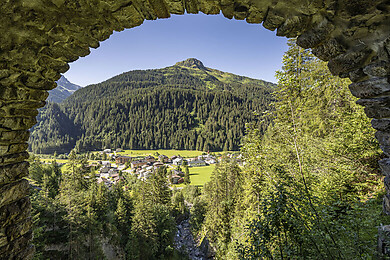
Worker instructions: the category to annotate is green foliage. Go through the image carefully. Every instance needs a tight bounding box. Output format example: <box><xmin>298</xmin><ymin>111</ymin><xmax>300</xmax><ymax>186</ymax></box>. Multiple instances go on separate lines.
<box><xmin>151</xmin><ymin>166</ymin><xmax>172</xmax><ymax>205</ymax></box>
<box><xmin>190</xmin><ymin>196</ymin><xmax>207</xmax><ymax>234</ymax></box>
<box><xmin>127</xmin><ymin>177</ymin><xmax>176</xmax><ymax>260</ymax></box>
<box><xmin>171</xmin><ymin>189</ymin><xmax>188</xmax><ymax>221</ymax></box>
<box><xmin>234</xmin><ymin>39</ymin><xmax>384</xmax><ymax>259</ymax></box>
<box><xmin>184</xmin><ymin>164</ymin><xmax>191</xmax><ymax>185</ymax></box>
<box><xmin>182</xmin><ymin>185</ymin><xmax>201</xmax><ymax>204</ymax></box>
<box><xmin>192</xmin><ymin>40</ymin><xmax>385</xmax><ymax>259</ymax></box>
<box><xmin>203</xmin><ymin>158</ymin><xmax>243</xmax><ymax>257</ymax></box>
<box><xmin>29</xmin><ymin>63</ymin><xmax>274</xmax><ymax>154</ymax></box>
<box><xmin>30</xmin><ymin>150</ymin><xmax>177</xmax><ymax>259</ymax></box>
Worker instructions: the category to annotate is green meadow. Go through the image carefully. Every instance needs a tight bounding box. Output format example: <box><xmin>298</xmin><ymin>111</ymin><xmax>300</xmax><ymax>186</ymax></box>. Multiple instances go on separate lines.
<box><xmin>174</xmin><ymin>164</ymin><xmax>216</xmax><ymax>188</ymax></box>
<box><xmin>118</xmin><ymin>149</ymin><xmax>205</xmax><ymax>158</ymax></box>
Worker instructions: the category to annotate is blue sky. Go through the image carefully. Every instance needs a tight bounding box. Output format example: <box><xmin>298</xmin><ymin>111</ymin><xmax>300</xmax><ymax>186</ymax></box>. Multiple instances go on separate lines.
<box><xmin>64</xmin><ymin>13</ymin><xmax>288</xmax><ymax>87</ymax></box>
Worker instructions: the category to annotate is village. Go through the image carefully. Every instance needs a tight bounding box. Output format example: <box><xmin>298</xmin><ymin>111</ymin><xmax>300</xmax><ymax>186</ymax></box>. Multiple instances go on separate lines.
<box><xmin>94</xmin><ymin>149</ymin><xmax>223</xmax><ymax>189</ymax></box>
<box><xmin>36</xmin><ymin>149</ymin><xmax>243</xmax><ymax>189</ymax></box>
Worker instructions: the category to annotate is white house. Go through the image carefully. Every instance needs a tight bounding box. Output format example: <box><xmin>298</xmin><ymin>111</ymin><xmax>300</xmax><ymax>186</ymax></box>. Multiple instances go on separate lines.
<box><xmin>188</xmin><ymin>159</ymin><xmax>206</xmax><ymax>167</ymax></box>
<box><xmin>173</xmin><ymin>157</ymin><xmax>184</xmax><ymax>166</ymax></box>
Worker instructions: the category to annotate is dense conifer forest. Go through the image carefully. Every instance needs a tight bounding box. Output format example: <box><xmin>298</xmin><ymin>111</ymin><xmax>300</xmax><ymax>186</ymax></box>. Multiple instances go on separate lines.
<box><xmin>29</xmin><ymin>59</ymin><xmax>274</xmax><ymax>154</ymax></box>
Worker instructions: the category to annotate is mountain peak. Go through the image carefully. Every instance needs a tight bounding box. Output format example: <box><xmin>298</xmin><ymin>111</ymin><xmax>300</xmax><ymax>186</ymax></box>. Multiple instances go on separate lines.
<box><xmin>175</xmin><ymin>58</ymin><xmax>206</xmax><ymax>69</ymax></box>
<box><xmin>47</xmin><ymin>75</ymin><xmax>82</xmax><ymax>103</ymax></box>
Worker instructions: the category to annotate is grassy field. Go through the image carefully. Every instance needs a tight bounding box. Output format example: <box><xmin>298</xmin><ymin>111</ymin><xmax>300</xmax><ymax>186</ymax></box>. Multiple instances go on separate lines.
<box><xmin>174</xmin><ymin>164</ymin><xmax>216</xmax><ymax>188</ymax></box>
<box><xmin>40</xmin><ymin>159</ymin><xmax>70</xmax><ymax>164</ymax></box>
<box><xmin>118</xmin><ymin>149</ymin><xmax>205</xmax><ymax>158</ymax></box>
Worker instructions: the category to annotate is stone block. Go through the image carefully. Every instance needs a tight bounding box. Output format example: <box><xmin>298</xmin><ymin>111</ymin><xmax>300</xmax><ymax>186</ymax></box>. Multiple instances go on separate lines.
<box><xmin>277</xmin><ymin>16</ymin><xmax>305</xmax><ymax>37</ymax></box>
<box><xmin>183</xmin><ymin>0</ymin><xmax>199</xmax><ymax>14</ymax></box>
<box><xmin>384</xmin><ymin>194</ymin><xmax>390</xmax><ymax>215</ymax></box>
<box><xmin>0</xmin><ymin>180</ymin><xmax>29</xmax><ymax>207</ymax></box>
<box><xmin>380</xmin><ymin>145</ymin><xmax>390</xmax><ymax>157</ymax></box>
<box><xmin>8</xmin><ymin>143</ymin><xmax>29</xmax><ymax>155</ymax></box>
<box><xmin>112</xmin><ymin>5</ymin><xmax>145</xmax><ymax>29</ymax></box>
<box><xmin>221</xmin><ymin>4</ymin><xmax>234</xmax><ymax>19</ymax></box>
<box><xmin>0</xmin><ymin>131</ymin><xmax>29</xmax><ymax>144</ymax></box>
<box><xmin>297</xmin><ymin>19</ymin><xmax>334</xmax><ymax>49</ymax></box>
<box><xmin>0</xmin><ymin>231</ymin><xmax>32</xmax><ymax>258</ymax></box>
<box><xmin>311</xmin><ymin>38</ymin><xmax>346</xmax><ymax>61</ymax></box>
<box><xmin>385</xmin><ymin>175</ymin><xmax>390</xmax><ymax>194</ymax></box>
<box><xmin>356</xmin><ymin>97</ymin><xmax>390</xmax><ymax>119</ymax></box>
<box><xmin>376</xmin><ymin>131</ymin><xmax>390</xmax><ymax>147</ymax></box>
<box><xmin>349</xmin><ymin>78</ymin><xmax>390</xmax><ymax>98</ymax></box>
<box><xmin>38</xmin><ymin>55</ymin><xmax>69</xmax><ymax>74</ymax></box>
<box><xmin>5</xmin><ymin>218</ymin><xmax>32</xmax><ymax>241</ymax></box>
<box><xmin>13</xmin><ymin>244</ymin><xmax>35</xmax><ymax>260</ymax></box>
<box><xmin>164</xmin><ymin>0</ymin><xmax>185</xmax><ymax>15</ymax></box>
<box><xmin>378</xmin><ymin>225</ymin><xmax>390</xmax><ymax>257</ymax></box>
<box><xmin>363</xmin><ymin>61</ymin><xmax>390</xmax><ymax>77</ymax></box>
<box><xmin>148</xmin><ymin>0</ymin><xmax>170</xmax><ymax>18</ymax></box>
<box><xmin>0</xmin><ymin>229</ymin><xmax>7</xmax><ymax>247</ymax></box>
<box><xmin>0</xmin><ymin>70</ymin><xmax>10</xmax><ymax>80</ymax></box>
<box><xmin>380</xmin><ymin>158</ymin><xmax>390</xmax><ymax>176</ymax></box>
<box><xmin>263</xmin><ymin>9</ymin><xmax>285</xmax><ymax>31</ymax></box>
<box><xmin>0</xmin><ymin>107</ymin><xmax>39</xmax><ymax>118</ymax></box>
<box><xmin>0</xmin><ymin>197</ymin><xmax>31</xmax><ymax>228</ymax></box>
<box><xmin>0</xmin><ymin>152</ymin><xmax>29</xmax><ymax>165</ymax></box>
<box><xmin>348</xmin><ymin>68</ymin><xmax>368</xmax><ymax>83</ymax></box>
<box><xmin>0</xmin><ymin>143</ymin><xmax>29</xmax><ymax>157</ymax></box>
<box><xmin>233</xmin><ymin>4</ymin><xmax>249</xmax><ymax>20</ymax></box>
<box><xmin>0</xmin><ymin>162</ymin><xmax>29</xmax><ymax>186</ymax></box>
<box><xmin>25</xmin><ymin>78</ymin><xmax>57</xmax><ymax>92</ymax></box>
<box><xmin>372</xmin><ymin>119</ymin><xmax>390</xmax><ymax>132</ymax></box>
<box><xmin>0</xmin><ymin>145</ymin><xmax>8</xmax><ymax>156</ymax></box>
<box><xmin>198</xmin><ymin>0</ymin><xmax>220</xmax><ymax>14</ymax></box>
<box><xmin>0</xmin><ymin>117</ymin><xmax>37</xmax><ymax>131</ymax></box>
<box><xmin>246</xmin><ymin>6</ymin><xmax>266</xmax><ymax>24</ymax></box>
<box><xmin>328</xmin><ymin>47</ymin><xmax>373</xmax><ymax>76</ymax></box>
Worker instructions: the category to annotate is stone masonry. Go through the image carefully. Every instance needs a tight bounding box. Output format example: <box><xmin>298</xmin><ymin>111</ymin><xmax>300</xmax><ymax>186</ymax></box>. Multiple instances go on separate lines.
<box><xmin>1</xmin><ymin>0</ymin><xmax>390</xmax><ymax>258</ymax></box>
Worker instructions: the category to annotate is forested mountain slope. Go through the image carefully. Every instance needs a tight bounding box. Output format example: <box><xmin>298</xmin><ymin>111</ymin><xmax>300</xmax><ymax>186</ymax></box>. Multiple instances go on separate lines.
<box><xmin>29</xmin><ymin>58</ymin><xmax>275</xmax><ymax>154</ymax></box>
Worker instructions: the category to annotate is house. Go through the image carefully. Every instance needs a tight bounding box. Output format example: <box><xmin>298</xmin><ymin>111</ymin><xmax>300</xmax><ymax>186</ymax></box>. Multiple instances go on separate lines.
<box><xmin>145</xmin><ymin>166</ymin><xmax>154</xmax><ymax>171</ymax></box>
<box><xmin>188</xmin><ymin>159</ymin><xmax>206</xmax><ymax>167</ymax></box>
<box><xmin>172</xmin><ymin>157</ymin><xmax>184</xmax><ymax>166</ymax></box>
<box><xmin>131</xmin><ymin>160</ymin><xmax>148</xmax><ymax>169</ymax></box>
<box><xmin>205</xmin><ymin>158</ymin><xmax>217</xmax><ymax>164</ymax></box>
<box><xmin>198</xmin><ymin>154</ymin><xmax>216</xmax><ymax>161</ymax></box>
<box><xmin>113</xmin><ymin>176</ymin><xmax>123</xmax><ymax>183</ymax></box>
<box><xmin>108</xmin><ymin>168</ymin><xmax>119</xmax><ymax>176</ymax></box>
<box><xmin>101</xmin><ymin>161</ymin><xmax>111</xmax><ymax>167</ymax></box>
<box><xmin>87</xmin><ymin>162</ymin><xmax>99</xmax><ymax>168</ymax></box>
<box><xmin>116</xmin><ymin>156</ymin><xmax>132</xmax><ymax>164</ymax></box>
<box><xmin>97</xmin><ymin>177</ymin><xmax>112</xmax><ymax>188</ymax></box>
<box><xmin>171</xmin><ymin>169</ymin><xmax>184</xmax><ymax>176</ymax></box>
<box><xmin>158</xmin><ymin>154</ymin><xmax>169</xmax><ymax>163</ymax></box>
<box><xmin>138</xmin><ymin>169</ymin><xmax>152</xmax><ymax>179</ymax></box>
<box><xmin>171</xmin><ymin>174</ymin><xmax>184</xmax><ymax>184</ymax></box>
<box><xmin>145</xmin><ymin>155</ymin><xmax>156</xmax><ymax>163</ymax></box>
<box><xmin>153</xmin><ymin>162</ymin><xmax>164</xmax><ymax>168</ymax></box>
<box><xmin>111</xmin><ymin>173</ymin><xmax>119</xmax><ymax>179</ymax></box>
<box><xmin>99</xmin><ymin>166</ymin><xmax>110</xmax><ymax>178</ymax></box>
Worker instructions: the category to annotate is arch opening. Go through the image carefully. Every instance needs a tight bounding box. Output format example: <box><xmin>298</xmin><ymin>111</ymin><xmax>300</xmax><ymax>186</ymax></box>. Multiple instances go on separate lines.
<box><xmin>1</xmin><ymin>0</ymin><xmax>390</xmax><ymax>258</ymax></box>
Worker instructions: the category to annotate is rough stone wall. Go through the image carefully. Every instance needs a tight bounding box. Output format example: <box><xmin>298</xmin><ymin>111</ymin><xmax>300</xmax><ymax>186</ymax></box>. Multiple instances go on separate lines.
<box><xmin>1</xmin><ymin>0</ymin><xmax>390</xmax><ymax>258</ymax></box>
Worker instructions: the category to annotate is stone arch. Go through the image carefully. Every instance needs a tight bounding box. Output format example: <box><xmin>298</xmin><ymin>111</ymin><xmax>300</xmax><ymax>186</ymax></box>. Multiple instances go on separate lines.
<box><xmin>1</xmin><ymin>0</ymin><xmax>390</xmax><ymax>258</ymax></box>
